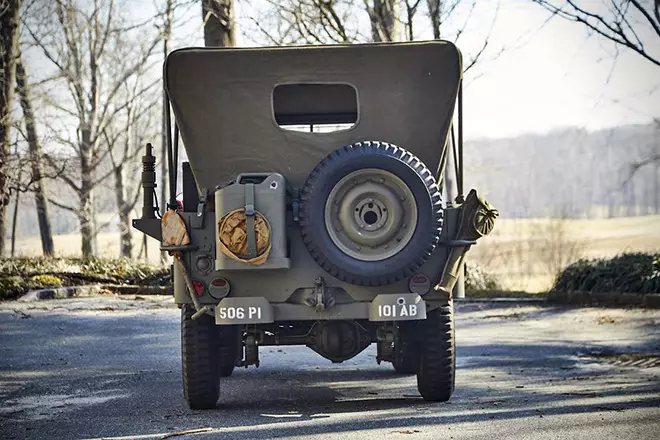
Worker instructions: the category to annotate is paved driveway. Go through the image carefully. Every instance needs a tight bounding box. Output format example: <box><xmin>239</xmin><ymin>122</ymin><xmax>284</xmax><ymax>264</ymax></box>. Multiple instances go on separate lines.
<box><xmin>1</xmin><ymin>296</ymin><xmax>659</xmax><ymax>439</ymax></box>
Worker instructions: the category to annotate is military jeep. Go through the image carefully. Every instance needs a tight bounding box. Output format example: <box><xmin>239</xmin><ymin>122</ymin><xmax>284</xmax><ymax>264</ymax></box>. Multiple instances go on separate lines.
<box><xmin>133</xmin><ymin>41</ymin><xmax>497</xmax><ymax>409</ymax></box>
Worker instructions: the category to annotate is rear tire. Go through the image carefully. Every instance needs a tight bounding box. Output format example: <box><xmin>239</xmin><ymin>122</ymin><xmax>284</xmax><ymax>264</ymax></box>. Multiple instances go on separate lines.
<box><xmin>392</xmin><ymin>322</ymin><xmax>419</xmax><ymax>374</ymax></box>
<box><xmin>416</xmin><ymin>303</ymin><xmax>456</xmax><ymax>401</ymax></box>
<box><xmin>181</xmin><ymin>305</ymin><xmax>238</xmax><ymax>409</ymax></box>
<box><xmin>299</xmin><ymin>141</ymin><xmax>443</xmax><ymax>286</ymax></box>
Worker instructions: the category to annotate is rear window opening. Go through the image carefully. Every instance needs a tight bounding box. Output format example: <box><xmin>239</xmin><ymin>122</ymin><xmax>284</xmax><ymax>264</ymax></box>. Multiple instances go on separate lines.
<box><xmin>280</xmin><ymin>123</ymin><xmax>356</xmax><ymax>133</ymax></box>
<box><xmin>273</xmin><ymin>83</ymin><xmax>358</xmax><ymax>133</ymax></box>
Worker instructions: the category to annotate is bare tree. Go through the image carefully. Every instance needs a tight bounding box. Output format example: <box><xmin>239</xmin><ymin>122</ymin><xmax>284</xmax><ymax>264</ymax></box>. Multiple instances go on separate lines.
<box><xmin>160</xmin><ymin>0</ymin><xmax>174</xmax><ymax>264</ymax></box>
<box><xmin>202</xmin><ymin>0</ymin><xmax>235</xmax><ymax>46</ymax></box>
<box><xmin>621</xmin><ymin>119</ymin><xmax>660</xmax><ymax>204</ymax></box>
<box><xmin>403</xmin><ymin>0</ymin><xmax>423</xmax><ymax>41</ymax></box>
<box><xmin>365</xmin><ymin>0</ymin><xmax>401</xmax><ymax>41</ymax></box>
<box><xmin>531</xmin><ymin>0</ymin><xmax>660</xmax><ymax>67</ymax></box>
<box><xmin>0</xmin><ymin>0</ymin><xmax>21</xmax><ymax>256</ymax></box>
<box><xmin>426</xmin><ymin>1</ymin><xmax>499</xmax><ymax>72</ymax></box>
<box><xmin>15</xmin><ymin>50</ymin><xmax>55</xmax><ymax>256</ymax></box>
<box><xmin>250</xmin><ymin>0</ymin><xmax>362</xmax><ymax>45</ymax></box>
<box><xmin>104</xmin><ymin>80</ymin><xmax>159</xmax><ymax>258</ymax></box>
<box><xmin>529</xmin><ymin>2</ymin><xmax>660</xmax><ymax>212</ymax></box>
<box><xmin>23</xmin><ymin>0</ymin><xmax>161</xmax><ymax>258</ymax></box>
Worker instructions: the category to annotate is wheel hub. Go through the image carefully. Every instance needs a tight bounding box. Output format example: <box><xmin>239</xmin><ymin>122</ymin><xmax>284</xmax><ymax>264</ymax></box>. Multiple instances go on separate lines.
<box><xmin>325</xmin><ymin>169</ymin><xmax>417</xmax><ymax>261</ymax></box>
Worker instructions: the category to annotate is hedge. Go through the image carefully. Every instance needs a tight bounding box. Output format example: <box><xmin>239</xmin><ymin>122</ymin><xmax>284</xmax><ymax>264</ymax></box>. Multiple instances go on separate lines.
<box><xmin>552</xmin><ymin>252</ymin><xmax>660</xmax><ymax>294</ymax></box>
<box><xmin>0</xmin><ymin>257</ymin><xmax>169</xmax><ymax>300</ymax></box>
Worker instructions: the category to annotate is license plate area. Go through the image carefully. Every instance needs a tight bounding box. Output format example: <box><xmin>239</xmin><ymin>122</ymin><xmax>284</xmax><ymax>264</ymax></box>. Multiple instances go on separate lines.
<box><xmin>369</xmin><ymin>294</ymin><xmax>426</xmax><ymax>321</ymax></box>
<box><xmin>215</xmin><ymin>297</ymin><xmax>274</xmax><ymax>324</ymax></box>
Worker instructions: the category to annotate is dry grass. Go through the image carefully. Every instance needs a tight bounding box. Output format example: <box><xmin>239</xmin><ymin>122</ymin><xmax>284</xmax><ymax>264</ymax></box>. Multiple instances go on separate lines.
<box><xmin>468</xmin><ymin>215</ymin><xmax>660</xmax><ymax>293</ymax></box>
<box><xmin>12</xmin><ymin>233</ymin><xmax>165</xmax><ymax>266</ymax></box>
<box><xmin>11</xmin><ymin>215</ymin><xmax>660</xmax><ymax>293</ymax></box>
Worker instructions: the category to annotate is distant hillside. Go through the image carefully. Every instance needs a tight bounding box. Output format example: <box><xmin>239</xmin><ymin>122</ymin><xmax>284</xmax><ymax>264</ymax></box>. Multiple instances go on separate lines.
<box><xmin>463</xmin><ymin>124</ymin><xmax>659</xmax><ymax>218</ymax></box>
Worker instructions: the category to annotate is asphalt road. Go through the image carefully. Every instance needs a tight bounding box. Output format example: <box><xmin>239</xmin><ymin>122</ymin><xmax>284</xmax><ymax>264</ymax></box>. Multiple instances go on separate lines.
<box><xmin>1</xmin><ymin>296</ymin><xmax>659</xmax><ymax>440</ymax></box>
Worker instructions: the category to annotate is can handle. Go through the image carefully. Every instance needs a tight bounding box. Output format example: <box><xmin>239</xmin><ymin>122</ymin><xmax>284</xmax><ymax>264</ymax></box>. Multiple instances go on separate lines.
<box><xmin>236</xmin><ymin>173</ymin><xmax>271</xmax><ymax>184</ymax></box>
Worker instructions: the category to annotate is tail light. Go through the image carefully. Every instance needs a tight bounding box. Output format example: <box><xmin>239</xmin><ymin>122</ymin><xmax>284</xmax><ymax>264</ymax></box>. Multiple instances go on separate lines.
<box><xmin>192</xmin><ymin>280</ymin><xmax>205</xmax><ymax>297</ymax></box>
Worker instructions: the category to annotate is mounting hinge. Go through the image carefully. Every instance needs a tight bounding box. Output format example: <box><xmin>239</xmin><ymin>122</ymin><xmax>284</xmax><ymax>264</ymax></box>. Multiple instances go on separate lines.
<box><xmin>192</xmin><ymin>188</ymin><xmax>208</xmax><ymax>229</ymax></box>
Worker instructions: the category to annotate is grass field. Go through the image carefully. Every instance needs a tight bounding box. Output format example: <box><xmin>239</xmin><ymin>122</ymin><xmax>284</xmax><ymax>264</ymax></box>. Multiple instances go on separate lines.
<box><xmin>468</xmin><ymin>215</ymin><xmax>660</xmax><ymax>292</ymax></box>
<box><xmin>12</xmin><ymin>215</ymin><xmax>660</xmax><ymax>293</ymax></box>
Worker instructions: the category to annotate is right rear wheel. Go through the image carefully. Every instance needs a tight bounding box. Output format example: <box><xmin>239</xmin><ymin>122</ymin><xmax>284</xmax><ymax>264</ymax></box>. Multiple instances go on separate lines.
<box><xmin>416</xmin><ymin>303</ymin><xmax>456</xmax><ymax>401</ymax></box>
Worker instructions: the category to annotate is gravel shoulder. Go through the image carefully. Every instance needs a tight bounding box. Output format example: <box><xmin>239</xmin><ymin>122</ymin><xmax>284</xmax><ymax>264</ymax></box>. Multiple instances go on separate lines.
<box><xmin>1</xmin><ymin>297</ymin><xmax>659</xmax><ymax>440</ymax></box>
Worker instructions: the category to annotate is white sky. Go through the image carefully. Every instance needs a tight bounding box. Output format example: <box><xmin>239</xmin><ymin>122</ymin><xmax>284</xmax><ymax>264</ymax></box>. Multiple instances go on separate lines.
<box><xmin>34</xmin><ymin>0</ymin><xmax>660</xmax><ymax>141</ymax></box>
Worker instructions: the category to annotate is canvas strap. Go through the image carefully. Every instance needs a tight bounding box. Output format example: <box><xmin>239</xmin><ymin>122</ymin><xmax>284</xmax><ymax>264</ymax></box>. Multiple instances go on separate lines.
<box><xmin>244</xmin><ymin>183</ymin><xmax>257</xmax><ymax>259</ymax></box>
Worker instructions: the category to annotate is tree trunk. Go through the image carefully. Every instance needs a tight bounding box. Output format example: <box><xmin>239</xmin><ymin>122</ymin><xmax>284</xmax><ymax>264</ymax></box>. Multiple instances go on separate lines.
<box><xmin>367</xmin><ymin>0</ymin><xmax>401</xmax><ymax>42</ymax></box>
<box><xmin>0</xmin><ymin>0</ymin><xmax>21</xmax><ymax>256</ymax></box>
<box><xmin>10</xmin><ymin>182</ymin><xmax>19</xmax><ymax>257</ymax></box>
<box><xmin>79</xmin><ymin>205</ymin><xmax>94</xmax><ymax>258</ymax></box>
<box><xmin>625</xmin><ymin>178</ymin><xmax>636</xmax><ymax>217</ymax></box>
<box><xmin>80</xmin><ymin>127</ymin><xmax>94</xmax><ymax>258</ymax></box>
<box><xmin>427</xmin><ymin>0</ymin><xmax>441</xmax><ymax>39</ymax></box>
<box><xmin>15</xmin><ymin>55</ymin><xmax>55</xmax><ymax>256</ymax></box>
<box><xmin>202</xmin><ymin>0</ymin><xmax>235</xmax><ymax>47</ymax></box>
<box><xmin>655</xmin><ymin>163</ymin><xmax>659</xmax><ymax>215</ymax></box>
<box><xmin>161</xmin><ymin>0</ymin><xmax>173</xmax><ymax>264</ymax></box>
<box><xmin>113</xmin><ymin>164</ymin><xmax>132</xmax><ymax>258</ymax></box>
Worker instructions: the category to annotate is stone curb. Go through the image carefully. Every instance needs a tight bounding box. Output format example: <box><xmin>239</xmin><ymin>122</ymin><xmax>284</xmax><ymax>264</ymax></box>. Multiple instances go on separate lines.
<box><xmin>547</xmin><ymin>290</ymin><xmax>660</xmax><ymax>309</ymax></box>
<box><xmin>18</xmin><ymin>285</ymin><xmax>173</xmax><ymax>302</ymax></box>
<box><xmin>455</xmin><ymin>297</ymin><xmax>548</xmax><ymax>304</ymax></box>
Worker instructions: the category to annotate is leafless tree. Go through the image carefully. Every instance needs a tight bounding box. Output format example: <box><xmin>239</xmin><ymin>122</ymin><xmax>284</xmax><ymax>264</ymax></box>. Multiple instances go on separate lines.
<box><xmin>22</xmin><ymin>0</ymin><xmax>161</xmax><ymax>258</ymax></box>
<box><xmin>202</xmin><ymin>0</ymin><xmax>235</xmax><ymax>46</ymax></box>
<box><xmin>365</xmin><ymin>0</ymin><xmax>401</xmax><ymax>41</ymax></box>
<box><xmin>530</xmin><ymin>2</ymin><xmax>660</xmax><ymax>202</ymax></box>
<box><xmin>403</xmin><ymin>0</ymin><xmax>423</xmax><ymax>41</ymax></box>
<box><xmin>530</xmin><ymin>0</ymin><xmax>660</xmax><ymax>67</ymax></box>
<box><xmin>15</xmin><ymin>49</ymin><xmax>55</xmax><ymax>256</ymax></box>
<box><xmin>103</xmin><ymin>79</ymin><xmax>159</xmax><ymax>258</ymax></box>
<box><xmin>426</xmin><ymin>0</ymin><xmax>497</xmax><ymax>71</ymax></box>
<box><xmin>249</xmin><ymin>0</ymin><xmax>362</xmax><ymax>44</ymax></box>
<box><xmin>0</xmin><ymin>0</ymin><xmax>21</xmax><ymax>256</ymax></box>
<box><xmin>158</xmin><ymin>0</ymin><xmax>174</xmax><ymax>264</ymax></box>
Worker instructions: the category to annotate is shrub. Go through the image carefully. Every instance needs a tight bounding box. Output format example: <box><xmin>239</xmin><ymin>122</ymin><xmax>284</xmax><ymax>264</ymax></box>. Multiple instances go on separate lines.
<box><xmin>465</xmin><ymin>263</ymin><xmax>501</xmax><ymax>292</ymax></box>
<box><xmin>0</xmin><ymin>257</ymin><xmax>170</xmax><ymax>301</ymax></box>
<box><xmin>552</xmin><ymin>252</ymin><xmax>660</xmax><ymax>294</ymax></box>
<box><xmin>0</xmin><ymin>276</ymin><xmax>25</xmax><ymax>300</ymax></box>
<box><xmin>29</xmin><ymin>274</ymin><xmax>63</xmax><ymax>288</ymax></box>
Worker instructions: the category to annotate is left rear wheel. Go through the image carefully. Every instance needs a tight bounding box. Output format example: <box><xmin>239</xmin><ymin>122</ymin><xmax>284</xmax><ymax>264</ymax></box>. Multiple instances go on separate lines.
<box><xmin>181</xmin><ymin>305</ymin><xmax>238</xmax><ymax>409</ymax></box>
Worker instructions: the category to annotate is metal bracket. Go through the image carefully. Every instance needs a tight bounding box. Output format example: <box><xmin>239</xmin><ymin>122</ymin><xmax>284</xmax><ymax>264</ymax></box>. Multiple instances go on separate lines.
<box><xmin>291</xmin><ymin>188</ymin><xmax>300</xmax><ymax>222</ymax></box>
<box><xmin>437</xmin><ymin>239</ymin><xmax>477</xmax><ymax>247</ymax></box>
<box><xmin>244</xmin><ymin>183</ymin><xmax>257</xmax><ymax>259</ymax></box>
<box><xmin>238</xmin><ymin>332</ymin><xmax>260</xmax><ymax>368</ymax></box>
<box><xmin>159</xmin><ymin>244</ymin><xmax>199</xmax><ymax>252</ymax></box>
<box><xmin>314</xmin><ymin>277</ymin><xmax>326</xmax><ymax>313</ymax></box>
<box><xmin>312</xmin><ymin>276</ymin><xmax>335</xmax><ymax>313</ymax></box>
<box><xmin>192</xmin><ymin>188</ymin><xmax>208</xmax><ymax>229</ymax></box>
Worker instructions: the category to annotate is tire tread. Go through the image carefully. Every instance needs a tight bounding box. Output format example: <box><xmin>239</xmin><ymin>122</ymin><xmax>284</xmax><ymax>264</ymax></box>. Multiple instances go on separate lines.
<box><xmin>416</xmin><ymin>303</ymin><xmax>456</xmax><ymax>402</ymax></box>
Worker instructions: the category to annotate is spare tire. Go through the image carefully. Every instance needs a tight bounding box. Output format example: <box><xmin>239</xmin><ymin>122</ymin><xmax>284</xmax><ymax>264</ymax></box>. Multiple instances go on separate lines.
<box><xmin>300</xmin><ymin>141</ymin><xmax>443</xmax><ymax>286</ymax></box>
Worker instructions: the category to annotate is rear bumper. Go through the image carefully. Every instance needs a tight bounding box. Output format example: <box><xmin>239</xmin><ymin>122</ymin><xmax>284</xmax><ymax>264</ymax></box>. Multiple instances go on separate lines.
<box><xmin>212</xmin><ymin>293</ymin><xmax>428</xmax><ymax>325</ymax></box>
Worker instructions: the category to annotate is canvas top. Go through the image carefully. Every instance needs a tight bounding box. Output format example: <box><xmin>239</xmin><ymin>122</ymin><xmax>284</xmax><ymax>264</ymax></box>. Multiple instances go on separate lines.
<box><xmin>165</xmin><ymin>41</ymin><xmax>462</xmax><ymax>191</ymax></box>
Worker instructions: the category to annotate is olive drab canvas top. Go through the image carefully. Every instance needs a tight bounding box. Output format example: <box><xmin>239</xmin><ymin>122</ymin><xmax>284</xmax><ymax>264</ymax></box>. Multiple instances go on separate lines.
<box><xmin>165</xmin><ymin>41</ymin><xmax>463</xmax><ymax>191</ymax></box>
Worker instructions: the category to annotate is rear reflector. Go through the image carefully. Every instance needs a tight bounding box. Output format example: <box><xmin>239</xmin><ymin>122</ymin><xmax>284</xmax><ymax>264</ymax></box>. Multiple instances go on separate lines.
<box><xmin>192</xmin><ymin>280</ymin><xmax>205</xmax><ymax>297</ymax></box>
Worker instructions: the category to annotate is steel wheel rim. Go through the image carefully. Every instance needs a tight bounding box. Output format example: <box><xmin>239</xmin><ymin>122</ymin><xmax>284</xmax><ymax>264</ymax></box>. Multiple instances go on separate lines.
<box><xmin>324</xmin><ymin>168</ymin><xmax>417</xmax><ymax>261</ymax></box>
